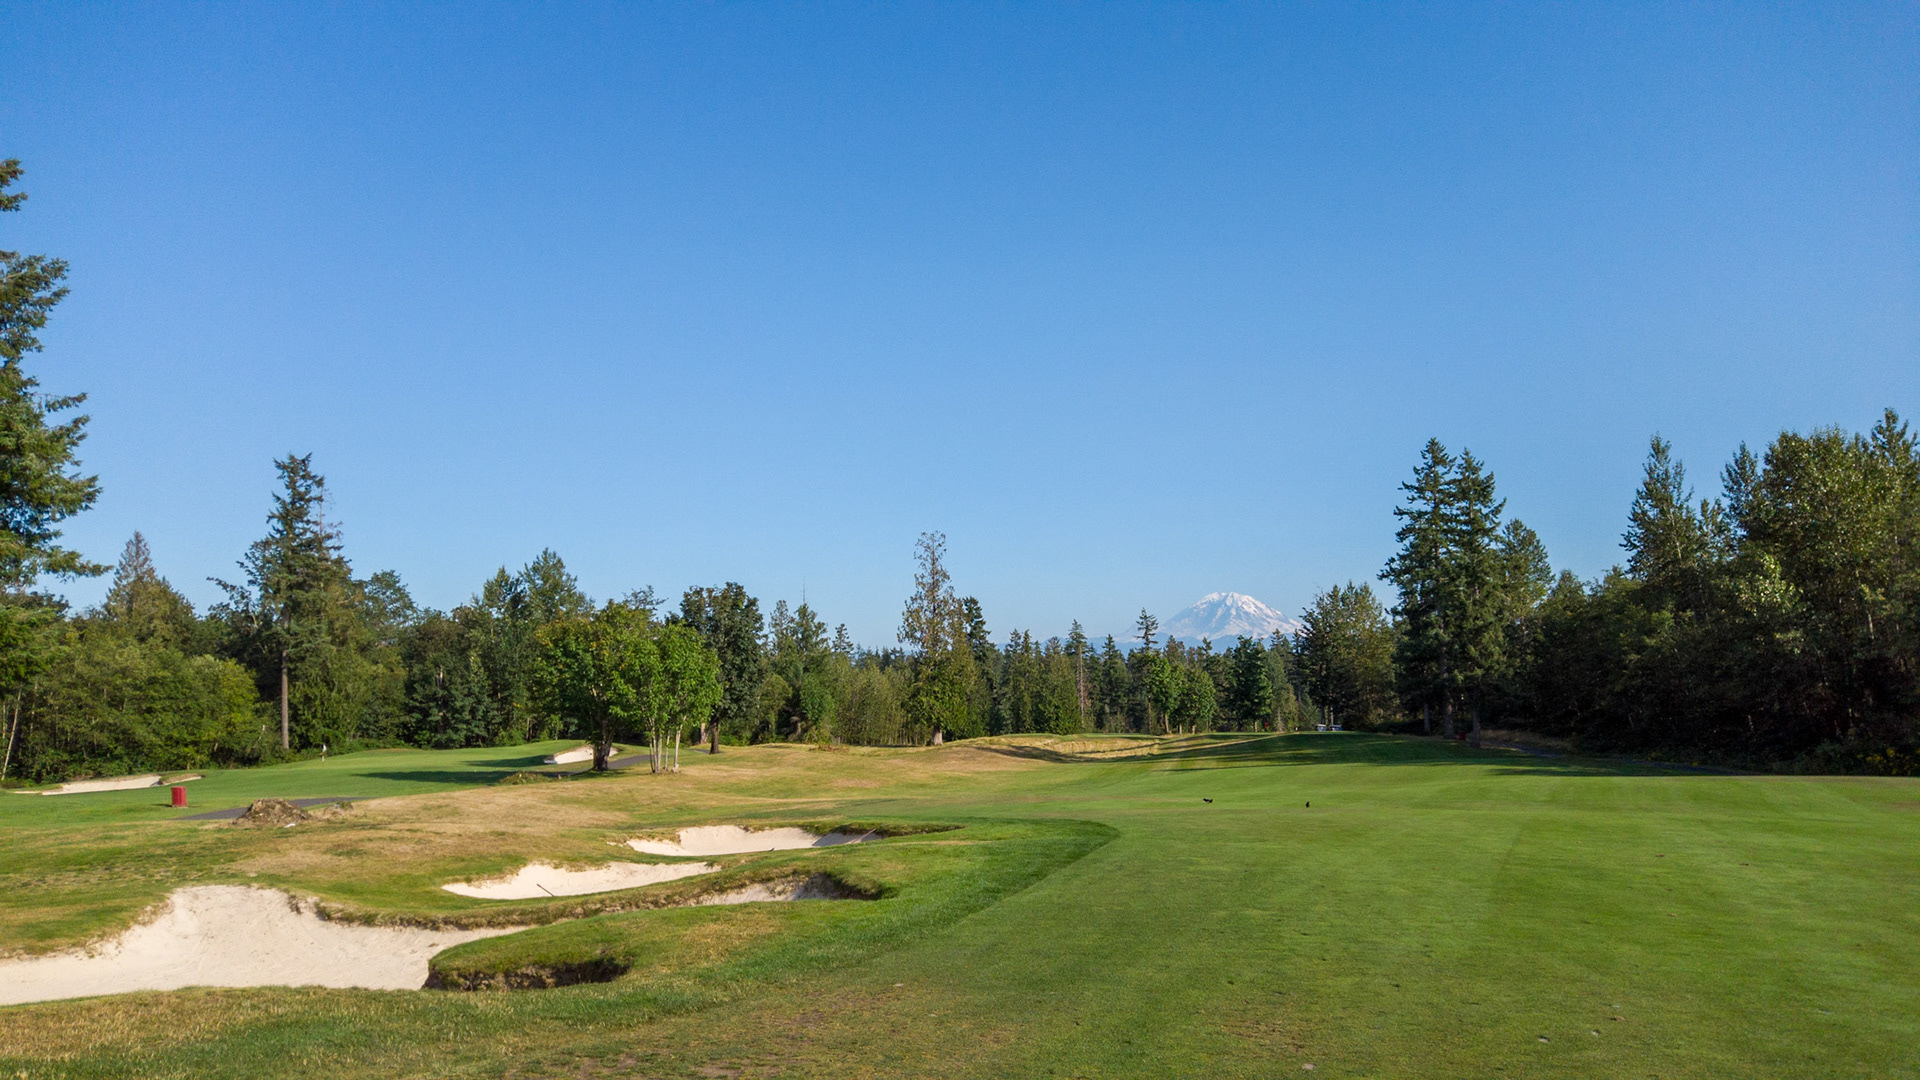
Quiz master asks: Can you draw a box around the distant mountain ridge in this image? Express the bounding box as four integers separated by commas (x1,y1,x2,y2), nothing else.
1161,592,1300,645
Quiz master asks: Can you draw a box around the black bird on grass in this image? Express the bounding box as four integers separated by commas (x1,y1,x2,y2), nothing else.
1202,798,1212,803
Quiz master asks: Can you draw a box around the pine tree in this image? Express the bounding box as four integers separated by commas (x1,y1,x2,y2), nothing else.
0,160,103,718
1135,609,1159,652
1383,441,1522,745
1450,450,1509,747
678,583,765,753
1384,439,1456,735
1623,435,1721,611
1067,619,1090,728
102,533,196,646
213,455,354,750
899,532,973,742
1225,637,1276,731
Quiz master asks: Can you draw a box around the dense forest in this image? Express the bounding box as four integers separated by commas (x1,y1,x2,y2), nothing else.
1,159,1913,783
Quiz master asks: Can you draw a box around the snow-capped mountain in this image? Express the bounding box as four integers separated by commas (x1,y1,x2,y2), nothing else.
1161,592,1300,645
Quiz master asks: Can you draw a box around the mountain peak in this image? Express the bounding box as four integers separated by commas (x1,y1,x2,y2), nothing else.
1161,592,1299,645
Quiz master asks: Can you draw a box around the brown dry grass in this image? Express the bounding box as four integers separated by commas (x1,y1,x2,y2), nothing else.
3,740,1048,953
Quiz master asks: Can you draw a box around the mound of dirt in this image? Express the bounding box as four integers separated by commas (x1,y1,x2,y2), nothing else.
234,799,314,827
497,771,561,785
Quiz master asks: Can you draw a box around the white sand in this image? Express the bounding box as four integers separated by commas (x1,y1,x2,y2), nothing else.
541,745,617,765
0,886,514,1006
626,825,876,857
13,773,163,795
441,860,715,900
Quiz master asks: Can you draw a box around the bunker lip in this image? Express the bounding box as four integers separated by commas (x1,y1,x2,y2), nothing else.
442,861,716,900
626,825,878,857
0,886,516,1007
427,874,877,992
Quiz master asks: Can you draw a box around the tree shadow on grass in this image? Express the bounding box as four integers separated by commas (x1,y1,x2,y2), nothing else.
974,732,1732,779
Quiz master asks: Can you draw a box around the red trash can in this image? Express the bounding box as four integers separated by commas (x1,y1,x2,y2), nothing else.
171,786,187,808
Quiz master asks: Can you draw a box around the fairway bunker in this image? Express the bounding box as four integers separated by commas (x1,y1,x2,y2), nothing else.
428,874,874,992
442,861,717,899
691,874,865,904
0,886,515,1006
626,825,876,857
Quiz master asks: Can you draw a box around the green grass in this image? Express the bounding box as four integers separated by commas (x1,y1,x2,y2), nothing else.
0,740,627,827
2,733,1916,1079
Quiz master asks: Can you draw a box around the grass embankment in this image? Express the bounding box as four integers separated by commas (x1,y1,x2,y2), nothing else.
2,734,1917,1079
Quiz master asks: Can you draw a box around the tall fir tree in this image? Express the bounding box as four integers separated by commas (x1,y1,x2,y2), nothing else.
213,455,354,750
677,582,766,753
0,160,104,724
1384,439,1456,735
899,532,974,742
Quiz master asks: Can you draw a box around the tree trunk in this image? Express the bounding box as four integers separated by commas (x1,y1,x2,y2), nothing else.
1,697,20,784
1442,694,1455,740
1470,703,1482,748
710,718,719,754
1422,702,1431,735
594,716,611,771
279,653,290,751
673,729,680,773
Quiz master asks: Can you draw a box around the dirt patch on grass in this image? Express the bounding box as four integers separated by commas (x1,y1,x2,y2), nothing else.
426,956,628,991
232,799,350,828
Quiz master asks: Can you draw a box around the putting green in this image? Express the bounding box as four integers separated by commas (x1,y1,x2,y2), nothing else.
0,734,1914,1079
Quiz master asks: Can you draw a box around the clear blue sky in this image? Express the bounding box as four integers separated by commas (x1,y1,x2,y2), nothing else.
3,3,1915,646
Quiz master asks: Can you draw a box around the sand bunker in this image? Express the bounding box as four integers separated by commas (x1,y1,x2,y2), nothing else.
691,875,863,905
12,772,205,795
0,886,513,1006
441,861,715,900
14,773,161,795
542,745,617,765
626,825,876,857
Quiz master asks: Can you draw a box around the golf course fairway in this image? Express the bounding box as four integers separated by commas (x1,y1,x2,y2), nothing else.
0,733,1914,1079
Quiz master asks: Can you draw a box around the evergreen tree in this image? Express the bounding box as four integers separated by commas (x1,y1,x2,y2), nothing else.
1450,450,1510,747
0,160,104,734
101,533,197,647
1295,583,1398,729
677,582,766,752
771,600,843,742
1224,637,1275,730
213,455,355,750
899,532,975,741
0,160,101,595
1142,651,1179,734
1623,435,1723,611
1384,439,1456,735
1135,609,1159,651
1067,619,1091,729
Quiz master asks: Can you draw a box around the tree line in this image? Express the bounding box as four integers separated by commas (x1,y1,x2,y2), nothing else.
1288,419,1920,774
1,158,1911,780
